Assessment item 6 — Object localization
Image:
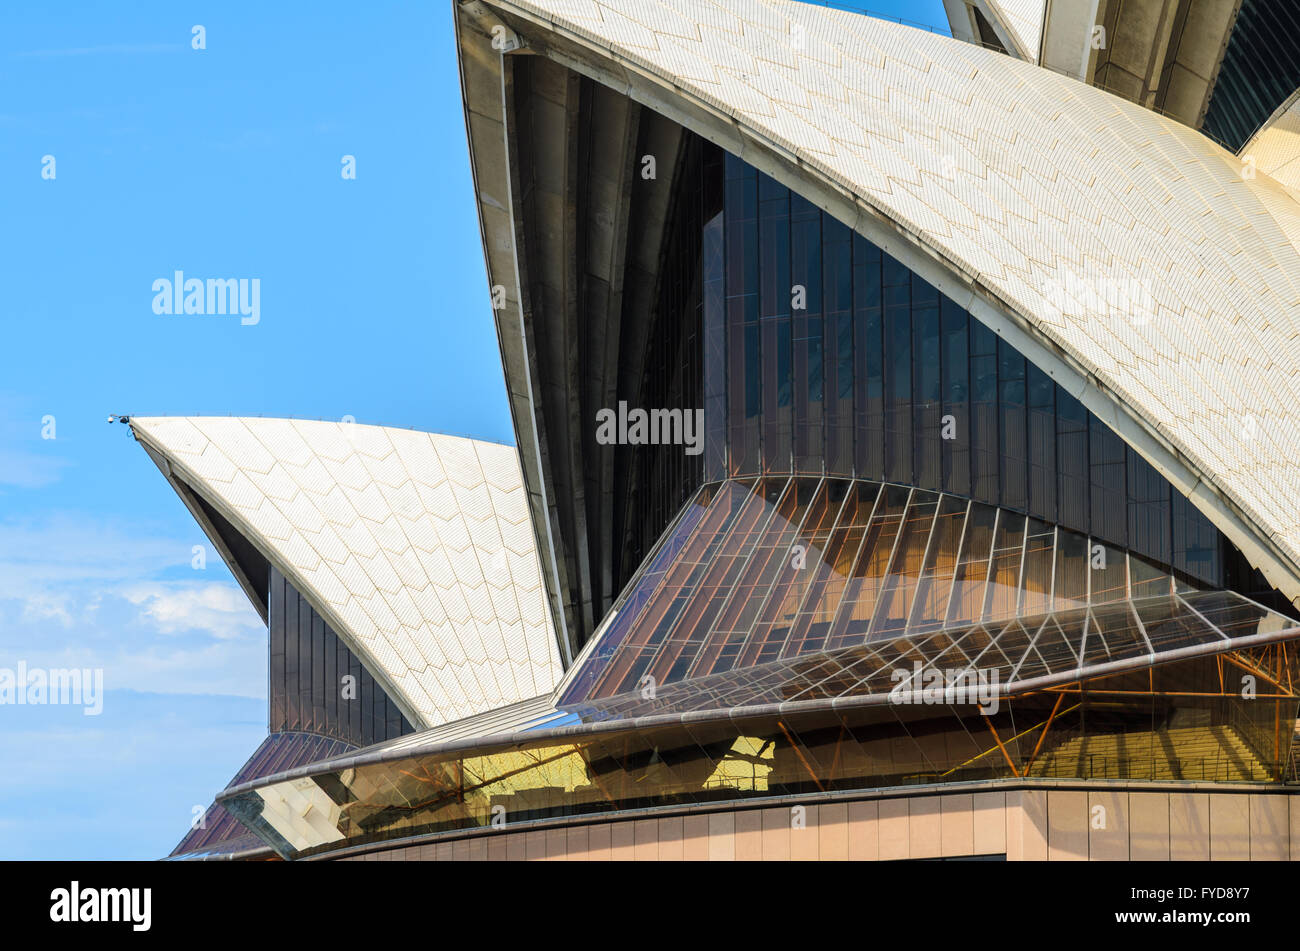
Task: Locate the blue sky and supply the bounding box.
[0,0,947,859]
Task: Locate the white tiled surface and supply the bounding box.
[1243,97,1300,198]
[133,416,563,728]
[984,0,1045,59]
[484,0,1300,592]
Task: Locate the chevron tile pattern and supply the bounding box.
[481,0,1300,592]
[131,416,563,728]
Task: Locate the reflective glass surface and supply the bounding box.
[705,149,1228,590]
[557,477,1299,716]
[223,642,1300,860]
[171,731,356,859]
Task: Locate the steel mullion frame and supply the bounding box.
[824,480,896,647]
[640,475,792,686]
[771,478,858,661]
[721,476,827,667]
[902,490,948,635]
[864,485,917,639]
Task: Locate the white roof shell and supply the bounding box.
[462,0,1300,605]
[1243,94,1300,200]
[131,416,564,729]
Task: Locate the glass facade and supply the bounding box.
[268,566,413,747]
[171,731,356,858]
[224,640,1300,860]
[552,138,1299,717]
[705,149,1226,589]
[558,477,1299,715]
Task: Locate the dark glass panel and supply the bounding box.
[790,194,823,472]
[853,235,884,479]
[970,321,999,503]
[265,565,411,746]
[1055,387,1089,533]
[1126,446,1170,566]
[823,217,854,477]
[1089,417,1127,546]
[1172,493,1221,587]
[1200,0,1300,152]
[269,567,286,731]
[724,154,760,477]
[997,338,1027,512]
[298,582,313,734]
[311,610,327,737]
[912,287,942,491]
[940,297,970,497]
[1027,364,1056,521]
[284,572,300,732]
[883,256,912,484]
[759,178,791,472]
[703,207,727,481]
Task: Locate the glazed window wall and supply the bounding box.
[707,148,1225,589]
[559,476,1299,712]
[225,644,1300,860]
[268,566,413,747]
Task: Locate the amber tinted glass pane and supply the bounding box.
[947,502,998,625]
[909,495,969,633]
[983,510,1026,622]
[827,484,911,648]
[1020,520,1055,617]
[870,490,940,639]
[783,481,880,656]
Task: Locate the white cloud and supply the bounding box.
[121,582,262,640]
[0,513,265,698]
